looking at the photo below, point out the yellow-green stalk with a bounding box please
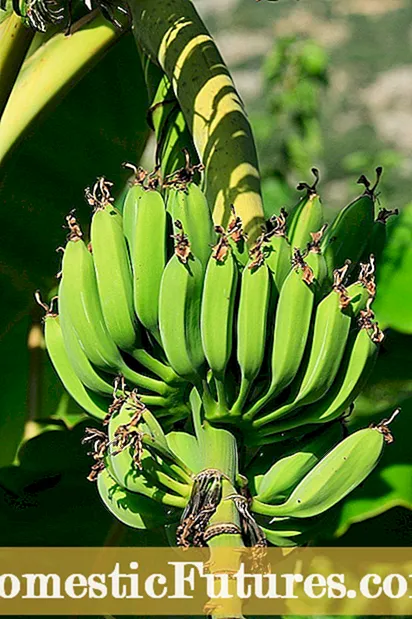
[200,423,245,618]
[0,11,123,164]
[0,12,34,116]
[129,0,264,240]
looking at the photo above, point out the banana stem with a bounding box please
[129,0,264,240]
[149,466,191,498]
[200,424,245,619]
[0,11,123,164]
[215,376,228,412]
[139,52,199,176]
[131,348,181,384]
[0,13,34,117]
[121,364,169,395]
[242,383,276,422]
[153,490,186,509]
[200,379,218,418]
[231,376,252,416]
[139,394,167,407]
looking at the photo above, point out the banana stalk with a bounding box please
[0,12,34,116]
[129,0,264,240]
[140,53,199,177]
[0,11,123,164]
[199,424,245,619]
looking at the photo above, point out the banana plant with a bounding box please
[0,2,407,618]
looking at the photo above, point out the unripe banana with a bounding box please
[253,272,370,429]
[322,168,382,276]
[122,167,147,253]
[261,515,321,547]
[264,209,292,290]
[288,169,324,250]
[128,187,167,341]
[43,311,108,420]
[254,422,342,504]
[303,325,379,424]
[159,223,205,381]
[201,236,238,381]
[360,207,399,270]
[59,219,168,396]
[88,179,139,353]
[106,394,189,507]
[97,467,169,529]
[168,182,216,269]
[290,280,369,405]
[226,205,249,268]
[58,284,113,397]
[244,238,327,421]
[251,417,396,519]
[255,324,380,440]
[232,258,271,414]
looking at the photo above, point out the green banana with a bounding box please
[245,237,327,421]
[58,283,113,397]
[287,169,324,250]
[168,181,216,269]
[254,422,342,504]
[122,165,147,253]
[226,205,249,268]
[201,234,238,387]
[261,515,323,547]
[361,207,399,270]
[322,168,381,276]
[88,178,139,353]
[256,323,380,440]
[59,218,168,396]
[231,258,271,415]
[253,274,370,429]
[106,394,189,506]
[159,224,205,381]
[251,417,397,519]
[127,185,168,341]
[299,323,380,426]
[43,311,108,421]
[288,280,368,405]
[263,208,292,291]
[97,467,169,529]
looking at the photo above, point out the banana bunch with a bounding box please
[194,167,391,447]
[248,409,398,545]
[41,164,393,440]
[40,172,204,426]
[81,381,397,550]
[40,160,398,550]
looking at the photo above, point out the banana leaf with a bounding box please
[0,30,150,467]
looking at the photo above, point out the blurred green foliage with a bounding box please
[250,36,328,218]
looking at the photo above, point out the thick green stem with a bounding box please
[0,13,34,117]
[0,11,123,164]
[139,53,199,176]
[200,423,245,619]
[129,0,264,240]
[131,347,181,384]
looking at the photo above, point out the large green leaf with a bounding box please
[374,203,412,333]
[0,31,149,466]
[0,419,166,546]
